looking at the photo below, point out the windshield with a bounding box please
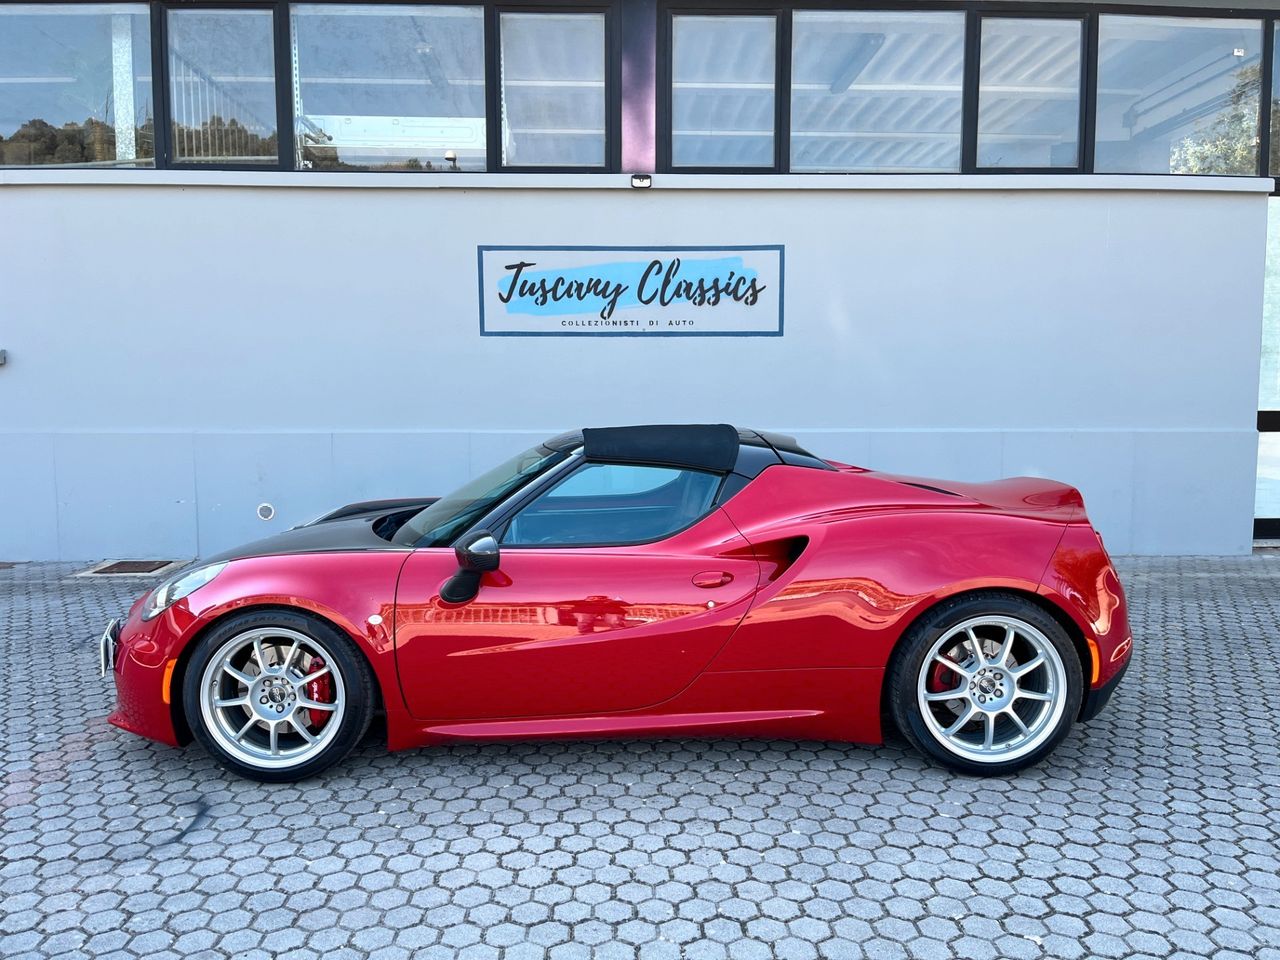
[392,444,567,547]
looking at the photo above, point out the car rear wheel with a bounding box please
[183,610,374,782]
[888,594,1083,776]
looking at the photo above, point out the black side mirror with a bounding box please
[441,530,499,603]
[456,530,500,572]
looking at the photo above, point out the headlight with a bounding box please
[141,562,227,621]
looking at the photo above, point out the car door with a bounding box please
[393,461,761,721]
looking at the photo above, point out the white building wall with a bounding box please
[0,171,1267,559]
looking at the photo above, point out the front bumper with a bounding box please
[100,605,186,747]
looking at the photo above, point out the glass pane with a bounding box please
[291,4,484,172]
[393,443,562,548]
[167,9,278,165]
[503,463,721,546]
[1262,197,1280,411]
[1260,196,1279,523]
[791,11,965,173]
[978,18,1081,169]
[1272,23,1280,176]
[1259,434,1280,520]
[0,4,153,167]
[549,465,686,497]
[500,12,605,168]
[671,15,775,169]
[1095,16,1262,175]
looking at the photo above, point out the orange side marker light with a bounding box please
[1086,639,1101,685]
[161,658,177,704]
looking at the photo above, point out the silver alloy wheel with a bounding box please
[198,626,346,770]
[916,615,1068,764]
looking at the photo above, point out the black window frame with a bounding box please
[155,1,295,171]
[3,0,1279,180]
[490,0,622,173]
[1261,414,1280,539]
[660,5,788,174]
[1264,18,1278,180]
[1260,20,1278,538]
[968,10,1089,174]
[288,0,491,173]
[0,0,161,169]
[786,4,970,175]
[1092,8,1268,179]
[656,0,1280,180]
[0,0,620,174]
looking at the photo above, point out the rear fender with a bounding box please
[709,507,1068,672]
[1037,523,1131,687]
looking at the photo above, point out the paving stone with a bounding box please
[1,557,1279,957]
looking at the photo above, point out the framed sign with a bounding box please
[477,245,784,336]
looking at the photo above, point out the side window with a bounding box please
[503,463,722,546]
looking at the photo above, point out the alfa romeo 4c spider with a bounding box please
[101,424,1131,782]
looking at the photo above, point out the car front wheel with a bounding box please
[888,594,1083,776]
[183,610,374,782]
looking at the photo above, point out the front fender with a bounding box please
[112,551,414,747]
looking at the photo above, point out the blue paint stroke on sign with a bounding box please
[494,256,759,319]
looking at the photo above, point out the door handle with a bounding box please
[692,570,734,588]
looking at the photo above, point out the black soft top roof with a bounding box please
[583,423,739,472]
[543,424,828,474]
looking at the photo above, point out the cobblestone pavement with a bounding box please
[2,557,1279,960]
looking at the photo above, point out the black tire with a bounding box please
[887,592,1083,776]
[183,609,375,783]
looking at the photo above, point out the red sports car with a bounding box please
[101,424,1131,782]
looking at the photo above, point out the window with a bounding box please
[1260,435,1280,531]
[290,4,485,172]
[1259,198,1280,535]
[167,9,279,165]
[1095,16,1263,175]
[977,18,1082,169]
[670,15,776,170]
[0,3,153,167]
[393,443,563,548]
[503,463,722,546]
[9,5,1280,178]
[1266,202,1280,416]
[1271,23,1280,176]
[499,12,607,169]
[790,11,965,173]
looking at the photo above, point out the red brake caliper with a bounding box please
[305,657,333,730]
[928,657,958,696]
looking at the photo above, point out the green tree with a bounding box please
[1170,63,1265,175]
